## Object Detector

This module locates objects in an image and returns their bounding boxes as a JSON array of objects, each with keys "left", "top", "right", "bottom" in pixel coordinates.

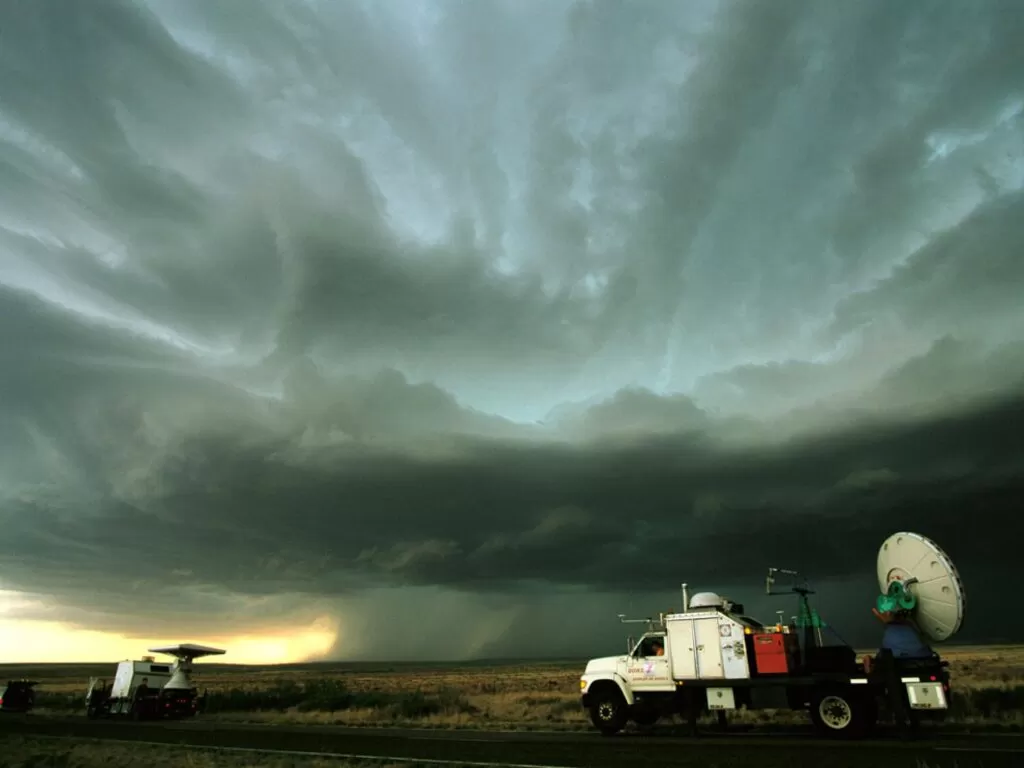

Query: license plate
[{"left": 905, "top": 682, "right": 947, "bottom": 710}]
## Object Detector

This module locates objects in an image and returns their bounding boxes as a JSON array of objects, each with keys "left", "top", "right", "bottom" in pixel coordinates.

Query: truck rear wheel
[
  {"left": 809, "top": 687, "right": 873, "bottom": 739},
  {"left": 588, "top": 687, "right": 627, "bottom": 736}
]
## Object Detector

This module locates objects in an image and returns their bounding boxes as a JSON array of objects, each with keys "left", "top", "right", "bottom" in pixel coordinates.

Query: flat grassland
[{"left": 8, "top": 645, "right": 1024, "bottom": 732}]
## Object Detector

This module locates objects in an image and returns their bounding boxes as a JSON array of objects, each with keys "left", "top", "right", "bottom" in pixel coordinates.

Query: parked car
[{"left": 0, "top": 680, "right": 37, "bottom": 713}]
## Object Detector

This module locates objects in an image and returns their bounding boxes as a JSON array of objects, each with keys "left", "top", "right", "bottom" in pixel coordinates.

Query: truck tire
[
  {"left": 808, "top": 686, "right": 873, "bottom": 739},
  {"left": 588, "top": 686, "right": 627, "bottom": 736}
]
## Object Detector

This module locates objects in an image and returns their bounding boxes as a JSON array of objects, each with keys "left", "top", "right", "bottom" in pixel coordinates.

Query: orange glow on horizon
[{"left": 0, "top": 614, "right": 340, "bottom": 665}]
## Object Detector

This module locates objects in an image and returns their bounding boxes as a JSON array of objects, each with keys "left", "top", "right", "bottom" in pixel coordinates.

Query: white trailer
[
  {"left": 85, "top": 643, "right": 225, "bottom": 720},
  {"left": 580, "top": 532, "right": 964, "bottom": 739}
]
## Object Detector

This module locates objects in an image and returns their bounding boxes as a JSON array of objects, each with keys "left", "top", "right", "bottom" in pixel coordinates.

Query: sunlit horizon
[{"left": 0, "top": 615, "right": 339, "bottom": 665}]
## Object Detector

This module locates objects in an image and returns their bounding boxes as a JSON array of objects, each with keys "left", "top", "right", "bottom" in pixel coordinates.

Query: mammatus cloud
[{"left": 1, "top": 0, "right": 1022, "bottom": 660}]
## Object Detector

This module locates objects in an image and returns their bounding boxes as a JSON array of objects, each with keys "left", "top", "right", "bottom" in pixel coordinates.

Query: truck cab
[{"left": 580, "top": 629, "right": 676, "bottom": 733}]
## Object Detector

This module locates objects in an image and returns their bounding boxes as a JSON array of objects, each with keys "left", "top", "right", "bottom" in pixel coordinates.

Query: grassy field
[
  {"left": 6, "top": 645, "right": 1024, "bottom": 732},
  {"left": 1, "top": 736, "right": 405, "bottom": 767}
]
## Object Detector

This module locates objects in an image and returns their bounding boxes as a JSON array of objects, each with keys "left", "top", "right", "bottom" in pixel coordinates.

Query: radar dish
[
  {"left": 148, "top": 643, "right": 226, "bottom": 660},
  {"left": 877, "top": 532, "right": 965, "bottom": 643}
]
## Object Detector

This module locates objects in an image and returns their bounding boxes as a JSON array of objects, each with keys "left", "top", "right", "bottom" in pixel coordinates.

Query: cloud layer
[{"left": 1, "top": 0, "right": 1023, "bottom": 659}]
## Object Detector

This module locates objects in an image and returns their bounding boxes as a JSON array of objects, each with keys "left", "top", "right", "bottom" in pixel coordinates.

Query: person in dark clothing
[
  {"left": 133, "top": 676, "right": 152, "bottom": 718},
  {"left": 870, "top": 608, "right": 931, "bottom": 736},
  {"left": 875, "top": 607, "right": 934, "bottom": 659}
]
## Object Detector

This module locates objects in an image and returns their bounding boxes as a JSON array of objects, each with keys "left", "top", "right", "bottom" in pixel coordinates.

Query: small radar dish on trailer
[
  {"left": 877, "top": 532, "right": 965, "bottom": 643},
  {"left": 148, "top": 643, "right": 226, "bottom": 661},
  {"left": 148, "top": 643, "right": 226, "bottom": 692}
]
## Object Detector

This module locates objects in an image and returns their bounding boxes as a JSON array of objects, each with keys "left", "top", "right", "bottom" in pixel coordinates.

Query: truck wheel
[
  {"left": 809, "top": 687, "right": 871, "bottom": 739},
  {"left": 589, "top": 688, "right": 627, "bottom": 736}
]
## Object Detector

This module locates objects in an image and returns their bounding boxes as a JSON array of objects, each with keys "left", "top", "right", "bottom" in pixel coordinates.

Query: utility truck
[
  {"left": 85, "top": 643, "right": 225, "bottom": 720},
  {"left": 579, "top": 532, "right": 963, "bottom": 738}
]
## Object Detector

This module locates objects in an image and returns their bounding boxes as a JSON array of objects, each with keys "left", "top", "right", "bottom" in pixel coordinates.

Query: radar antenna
[
  {"left": 148, "top": 643, "right": 226, "bottom": 692},
  {"left": 766, "top": 568, "right": 826, "bottom": 650},
  {"left": 876, "top": 532, "right": 966, "bottom": 643}
]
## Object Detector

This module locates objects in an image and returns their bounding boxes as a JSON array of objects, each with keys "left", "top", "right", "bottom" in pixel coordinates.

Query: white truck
[
  {"left": 580, "top": 532, "right": 963, "bottom": 739},
  {"left": 85, "top": 643, "right": 225, "bottom": 720}
]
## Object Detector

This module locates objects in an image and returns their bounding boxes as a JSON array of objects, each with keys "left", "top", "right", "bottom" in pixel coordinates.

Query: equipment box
[{"left": 752, "top": 632, "right": 799, "bottom": 674}]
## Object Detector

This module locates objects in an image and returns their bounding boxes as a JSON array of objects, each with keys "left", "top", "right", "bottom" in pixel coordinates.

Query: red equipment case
[{"left": 752, "top": 631, "right": 799, "bottom": 674}]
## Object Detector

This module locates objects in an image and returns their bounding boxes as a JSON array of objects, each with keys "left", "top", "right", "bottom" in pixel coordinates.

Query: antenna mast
[{"left": 766, "top": 567, "right": 824, "bottom": 651}]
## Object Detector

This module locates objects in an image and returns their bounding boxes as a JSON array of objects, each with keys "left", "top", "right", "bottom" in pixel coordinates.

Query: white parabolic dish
[{"left": 877, "top": 531, "right": 966, "bottom": 643}]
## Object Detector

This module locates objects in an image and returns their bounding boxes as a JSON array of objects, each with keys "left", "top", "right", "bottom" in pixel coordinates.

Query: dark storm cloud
[
  {"left": 2, "top": 0, "right": 1022, "bottom": 658},
  {"left": 3, "top": 371, "right": 1021, "bottom": 649}
]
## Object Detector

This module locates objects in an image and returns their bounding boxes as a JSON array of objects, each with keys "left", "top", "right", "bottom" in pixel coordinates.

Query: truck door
[
  {"left": 625, "top": 634, "right": 674, "bottom": 692},
  {"left": 694, "top": 617, "right": 725, "bottom": 678},
  {"left": 668, "top": 619, "right": 697, "bottom": 679}
]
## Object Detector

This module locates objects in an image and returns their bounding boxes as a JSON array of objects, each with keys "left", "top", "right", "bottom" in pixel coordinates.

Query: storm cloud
[{"left": 1, "top": 0, "right": 1023, "bottom": 661}]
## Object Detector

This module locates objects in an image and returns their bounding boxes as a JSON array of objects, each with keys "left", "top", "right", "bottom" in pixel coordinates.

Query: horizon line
[{"left": 1, "top": 640, "right": 1014, "bottom": 669}]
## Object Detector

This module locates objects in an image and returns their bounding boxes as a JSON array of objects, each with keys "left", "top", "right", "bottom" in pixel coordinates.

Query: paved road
[{"left": 3, "top": 715, "right": 1022, "bottom": 767}]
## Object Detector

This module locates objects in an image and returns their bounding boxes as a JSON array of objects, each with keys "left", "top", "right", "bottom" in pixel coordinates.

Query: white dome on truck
[{"left": 689, "top": 591, "right": 725, "bottom": 608}]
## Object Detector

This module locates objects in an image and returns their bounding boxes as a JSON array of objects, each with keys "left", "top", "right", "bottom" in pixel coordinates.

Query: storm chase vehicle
[
  {"left": 85, "top": 643, "right": 225, "bottom": 720},
  {"left": 579, "top": 531, "right": 963, "bottom": 738}
]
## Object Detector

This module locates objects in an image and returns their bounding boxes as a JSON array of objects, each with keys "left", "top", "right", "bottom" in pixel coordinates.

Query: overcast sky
[{"left": 1, "top": 0, "right": 1023, "bottom": 664}]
